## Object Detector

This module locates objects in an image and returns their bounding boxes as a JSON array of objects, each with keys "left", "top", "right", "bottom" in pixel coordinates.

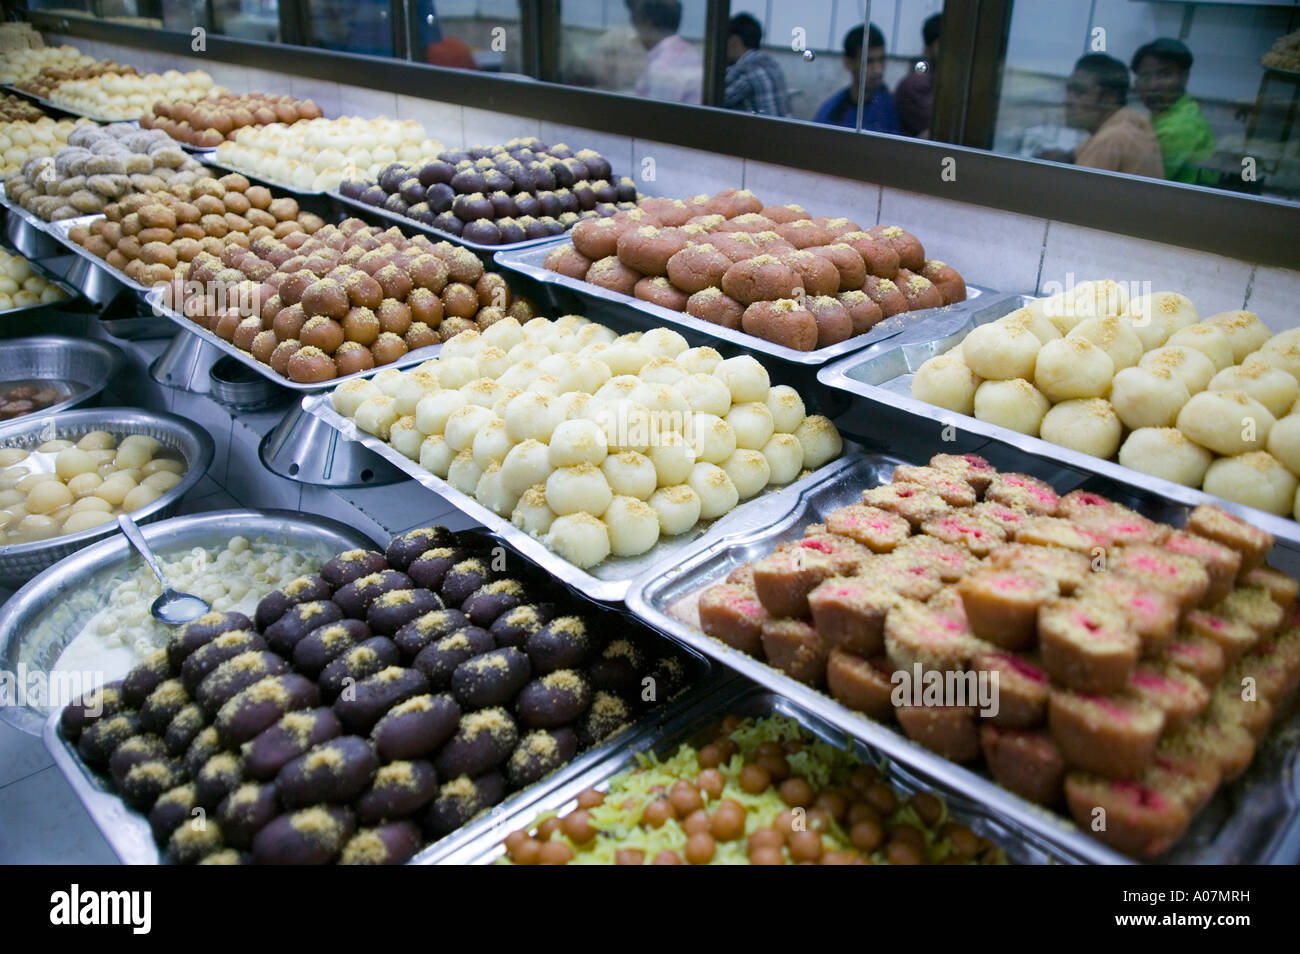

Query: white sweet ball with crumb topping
[
  {"left": 544, "top": 512, "right": 610, "bottom": 568},
  {"left": 1166, "top": 323, "right": 1235, "bottom": 371},
  {"left": 604, "top": 495, "right": 661, "bottom": 557},
  {"left": 1039, "top": 398, "right": 1123, "bottom": 459},
  {"left": 1205, "top": 310, "right": 1271, "bottom": 363},
  {"left": 1266, "top": 414, "right": 1300, "bottom": 476},
  {"left": 1109, "top": 365, "right": 1190, "bottom": 429},
  {"left": 1067, "top": 315, "right": 1142, "bottom": 372},
  {"left": 1202, "top": 451, "right": 1297, "bottom": 516},
  {"left": 1034, "top": 336, "right": 1114, "bottom": 402},
  {"left": 648, "top": 484, "right": 702, "bottom": 535},
  {"left": 960, "top": 320, "right": 1039, "bottom": 381},
  {"left": 911, "top": 353, "right": 980, "bottom": 415},
  {"left": 1209, "top": 360, "right": 1299, "bottom": 419},
  {"left": 974, "top": 378, "right": 1050, "bottom": 435},
  {"left": 1176, "top": 390, "right": 1274, "bottom": 456},
  {"left": 1139, "top": 346, "right": 1216, "bottom": 395}
]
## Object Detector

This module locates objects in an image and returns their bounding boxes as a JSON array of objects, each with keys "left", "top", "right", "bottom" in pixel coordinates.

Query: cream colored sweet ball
[
  {"left": 1033, "top": 279, "right": 1128, "bottom": 335},
  {"left": 689, "top": 413, "right": 738, "bottom": 464},
  {"left": 544, "top": 512, "right": 611, "bottom": 568},
  {"left": 765, "top": 385, "right": 805, "bottom": 433},
  {"left": 1166, "top": 323, "right": 1235, "bottom": 371},
  {"left": 999, "top": 306, "right": 1061, "bottom": 345},
  {"left": 1034, "top": 336, "right": 1114, "bottom": 402},
  {"left": 688, "top": 462, "right": 740, "bottom": 520},
  {"left": 973, "top": 378, "right": 1050, "bottom": 435},
  {"left": 1117, "top": 427, "right": 1214, "bottom": 487},
  {"left": 1209, "top": 359, "right": 1299, "bottom": 419},
  {"left": 603, "top": 495, "right": 661, "bottom": 557},
  {"left": 475, "top": 463, "right": 521, "bottom": 517},
  {"left": 960, "top": 320, "right": 1040, "bottom": 381},
  {"left": 548, "top": 418, "right": 609, "bottom": 468},
  {"left": 678, "top": 373, "right": 733, "bottom": 417},
  {"left": 713, "top": 355, "right": 770, "bottom": 403},
  {"left": 911, "top": 353, "right": 980, "bottom": 415},
  {"left": 1109, "top": 365, "right": 1190, "bottom": 429},
  {"left": 722, "top": 448, "right": 771, "bottom": 499},
  {"left": 1039, "top": 398, "right": 1123, "bottom": 459},
  {"left": 1252, "top": 341, "right": 1300, "bottom": 382},
  {"left": 794, "top": 415, "right": 842, "bottom": 469},
  {"left": 500, "top": 438, "right": 554, "bottom": 496},
  {"left": 1139, "top": 346, "right": 1215, "bottom": 395},
  {"left": 649, "top": 483, "right": 702, "bottom": 535},
  {"left": 1202, "top": 451, "right": 1297, "bottom": 516},
  {"left": 1121, "top": 291, "right": 1198, "bottom": 351},
  {"left": 763, "top": 433, "right": 804, "bottom": 484},
  {"left": 1205, "top": 310, "right": 1271, "bottom": 364},
  {"left": 1266, "top": 414, "right": 1300, "bottom": 476},
  {"left": 602, "top": 451, "right": 658, "bottom": 499},
  {"left": 545, "top": 462, "right": 613, "bottom": 517},
  {"left": 1176, "top": 389, "right": 1275, "bottom": 456},
  {"left": 512, "top": 486, "right": 556, "bottom": 537},
  {"left": 355, "top": 395, "right": 400, "bottom": 440},
  {"left": 419, "top": 434, "right": 455, "bottom": 478},
  {"left": 1067, "top": 315, "right": 1142, "bottom": 372}
]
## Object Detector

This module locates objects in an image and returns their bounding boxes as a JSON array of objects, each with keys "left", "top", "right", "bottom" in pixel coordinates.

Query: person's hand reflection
[{"left": 1036, "top": 148, "right": 1075, "bottom": 164}]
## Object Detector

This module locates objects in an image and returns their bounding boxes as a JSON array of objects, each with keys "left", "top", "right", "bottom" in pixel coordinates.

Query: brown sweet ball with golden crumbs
[
  {"left": 251, "top": 330, "right": 280, "bottom": 364},
  {"left": 343, "top": 306, "right": 381, "bottom": 346},
  {"left": 775, "top": 220, "right": 832, "bottom": 249},
  {"left": 707, "top": 231, "right": 763, "bottom": 263},
  {"left": 508, "top": 298, "right": 539, "bottom": 323},
  {"left": 544, "top": 244, "right": 593, "bottom": 280},
  {"left": 810, "top": 243, "right": 867, "bottom": 292},
  {"left": 335, "top": 341, "right": 376, "bottom": 376},
  {"left": 372, "top": 332, "right": 409, "bottom": 366},
  {"left": 408, "top": 255, "right": 449, "bottom": 295},
  {"left": 634, "top": 276, "right": 689, "bottom": 311},
  {"left": 260, "top": 294, "right": 284, "bottom": 326},
  {"left": 686, "top": 287, "right": 745, "bottom": 329},
  {"left": 277, "top": 271, "right": 313, "bottom": 307},
  {"left": 218, "top": 173, "right": 252, "bottom": 193},
  {"left": 214, "top": 310, "right": 244, "bottom": 342},
  {"left": 720, "top": 255, "right": 801, "bottom": 305},
  {"left": 776, "top": 249, "right": 840, "bottom": 298},
  {"left": 586, "top": 256, "right": 640, "bottom": 296},
  {"left": 815, "top": 215, "right": 865, "bottom": 237},
  {"left": 344, "top": 271, "right": 384, "bottom": 310},
  {"left": 571, "top": 217, "right": 623, "bottom": 260},
  {"left": 895, "top": 269, "right": 945, "bottom": 311},
  {"left": 439, "top": 316, "right": 478, "bottom": 342},
  {"left": 805, "top": 296, "right": 853, "bottom": 348},
  {"left": 703, "top": 188, "right": 764, "bottom": 218},
  {"left": 761, "top": 203, "right": 811, "bottom": 224},
  {"left": 867, "top": 224, "right": 925, "bottom": 270},
  {"left": 377, "top": 299, "right": 413, "bottom": 336},
  {"left": 742, "top": 298, "right": 819, "bottom": 351},
  {"left": 665, "top": 243, "right": 730, "bottom": 294},
  {"left": 405, "top": 322, "right": 439, "bottom": 351},
  {"left": 273, "top": 302, "right": 308, "bottom": 341},
  {"left": 722, "top": 212, "right": 778, "bottom": 236},
  {"left": 374, "top": 264, "right": 414, "bottom": 302},
  {"left": 301, "top": 316, "right": 346, "bottom": 354},
  {"left": 301, "top": 279, "right": 349, "bottom": 319},
  {"left": 637, "top": 196, "right": 692, "bottom": 227},
  {"left": 839, "top": 232, "right": 900, "bottom": 279},
  {"left": 474, "top": 306, "right": 506, "bottom": 330},
  {"left": 920, "top": 260, "right": 966, "bottom": 305},
  {"left": 232, "top": 316, "right": 264, "bottom": 352},
  {"left": 268, "top": 198, "right": 298, "bottom": 223},
  {"left": 445, "top": 247, "right": 483, "bottom": 285},
  {"left": 475, "top": 272, "right": 512, "bottom": 309},
  {"left": 224, "top": 192, "right": 252, "bottom": 216},
  {"left": 442, "top": 282, "right": 480, "bottom": 319},
  {"left": 287, "top": 345, "right": 337, "bottom": 383},
  {"left": 407, "top": 287, "right": 443, "bottom": 328},
  {"left": 838, "top": 290, "right": 884, "bottom": 335},
  {"left": 863, "top": 275, "right": 909, "bottom": 317},
  {"left": 616, "top": 226, "right": 689, "bottom": 276}
]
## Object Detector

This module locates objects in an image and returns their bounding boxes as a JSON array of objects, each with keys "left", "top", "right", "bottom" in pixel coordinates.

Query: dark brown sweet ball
[
  {"left": 355, "top": 760, "right": 439, "bottom": 823},
  {"left": 264, "top": 600, "right": 345, "bottom": 656},
  {"left": 777, "top": 249, "right": 840, "bottom": 297},
  {"left": 920, "top": 260, "right": 966, "bottom": 305},
  {"left": 376, "top": 299, "right": 412, "bottom": 336},
  {"left": 168, "top": 610, "right": 255, "bottom": 668},
  {"left": 321, "top": 549, "right": 387, "bottom": 589},
  {"left": 217, "top": 781, "right": 280, "bottom": 849},
  {"left": 805, "top": 295, "right": 854, "bottom": 348},
  {"left": 863, "top": 275, "right": 909, "bottom": 317},
  {"left": 195, "top": 750, "right": 245, "bottom": 809},
  {"left": 407, "top": 287, "right": 443, "bottom": 327},
  {"left": 366, "top": 588, "right": 446, "bottom": 637},
  {"left": 333, "top": 569, "right": 416, "bottom": 619},
  {"left": 685, "top": 287, "right": 744, "bottom": 329},
  {"left": 372, "top": 331, "right": 410, "bottom": 366},
  {"left": 121, "top": 758, "right": 186, "bottom": 811},
  {"left": 319, "top": 638, "right": 403, "bottom": 701},
  {"left": 571, "top": 216, "right": 623, "bottom": 259},
  {"left": 251, "top": 330, "right": 279, "bottom": 364},
  {"left": 524, "top": 616, "right": 594, "bottom": 674},
  {"left": 342, "top": 306, "right": 381, "bottom": 346},
  {"left": 386, "top": 527, "right": 457, "bottom": 571},
  {"left": 410, "top": 253, "right": 450, "bottom": 294},
  {"left": 163, "top": 703, "right": 207, "bottom": 756},
  {"left": 271, "top": 302, "right": 308, "bottom": 341},
  {"left": 433, "top": 707, "right": 519, "bottom": 780},
  {"left": 339, "top": 820, "right": 423, "bottom": 865},
  {"left": 139, "top": 679, "right": 192, "bottom": 734},
  {"left": 440, "top": 558, "right": 496, "bottom": 607},
  {"left": 460, "top": 579, "right": 528, "bottom": 628},
  {"left": 370, "top": 693, "right": 462, "bottom": 760},
  {"left": 487, "top": 605, "right": 552, "bottom": 649},
  {"left": 450, "top": 647, "right": 531, "bottom": 710},
  {"left": 181, "top": 630, "right": 267, "bottom": 693},
  {"left": 462, "top": 219, "right": 502, "bottom": 245},
  {"left": 505, "top": 727, "right": 579, "bottom": 789},
  {"left": 276, "top": 735, "right": 379, "bottom": 807},
  {"left": 406, "top": 547, "right": 470, "bottom": 592},
  {"left": 412, "top": 626, "right": 495, "bottom": 690},
  {"left": 425, "top": 772, "right": 506, "bottom": 837},
  {"left": 299, "top": 317, "right": 345, "bottom": 354},
  {"left": 440, "top": 282, "right": 479, "bottom": 320},
  {"left": 293, "top": 618, "right": 371, "bottom": 677},
  {"left": 586, "top": 255, "right": 640, "bottom": 295},
  {"left": 195, "top": 651, "right": 290, "bottom": 717},
  {"left": 215, "top": 673, "right": 320, "bottom": 746},
  {"left": 243, "top": 707, "right": 343, "bottom": 781},
  {"left": 544, "top": 243, "right": 593, "bottom": 280},
  {"left": 894, "top": 268, "right": 946, "bottom": 311},
  {"left": 180, "top": 726, "right": 222, "bottom": 779},
  {"left": 333, "top": 666, "right": 432, "bottom": 733},
  {"left": 515, "top": 667, "right": 593, "bottom": 730},
  {"left": 122, "top": 649, "right": 174, "bottom": 708},
  {"left": 335, "top": 342, "right": 377, "bottom": 375},
  {"left": 588, "top": 638, "right": 649, "bottom": 697},
  {"left": 255, "top": 575, "right": 334, "bottom": 630},
  {"left": 741, "top": 298, "right": 819, "bottom": 351},
  {"left": 253, "top": 805, "right": 356, "bottom": 865},
  {"left": 109, "top": 733, "right": 168, "bottom": 786},
  {"left": 61, "top": 681, "right": 126, "bottom": 743},
  {"left": 149, "top": 783, "right": 197, "bottom": 846}
]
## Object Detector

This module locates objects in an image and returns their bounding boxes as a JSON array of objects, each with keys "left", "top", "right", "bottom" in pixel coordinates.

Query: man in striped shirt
[{"left": 724, "top": 13, "right": 792, "bottom": 118}]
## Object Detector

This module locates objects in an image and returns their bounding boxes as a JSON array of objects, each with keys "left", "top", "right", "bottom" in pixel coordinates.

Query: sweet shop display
[
  {"left": 57, "top": 526, "right": 698, "bottom": 864},
  {"left": 14, "top": 59, "right": 137, "bottom": 99},
  {"left": 338, "top": 138, "right": 636, "bottom": 244},
  {"left": 49, "top": 70, "right": 220, "bottom": 121},
  {"left": 0, "top": 247, "right": 67, "bottom": 311},
  {"left": 0, "top": 95, "right": 46, "bottom": 124},
  {"left": 0, "top": 116, "right": 88, "bottom": 176},
  {"left": 0, "top": 45, "right": 99, "bottom": 85},
  {"left": 540, "top": 188, "right": 966, "bottom": 351},
  {"left": 0, "top": 23, "right": 44, "bottom": 55},
  {"left": 332, "top": 315, "right": 842, "bottom": 567},
  {"left": 142, "top": 92, "right": 324, "bottom": 148}
]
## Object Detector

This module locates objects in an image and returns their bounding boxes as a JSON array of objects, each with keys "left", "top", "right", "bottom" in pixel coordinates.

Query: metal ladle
[{"left": 117, "top": 514, "right": 210, "bottom": 626}]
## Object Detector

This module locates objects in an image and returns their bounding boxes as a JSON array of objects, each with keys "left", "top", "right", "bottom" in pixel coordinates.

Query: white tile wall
[
  {"left": 462, "top": 105, "right": 540, "bottom": 147},
  {"left": 744, "top": 158, "right": 880, "bottom": 225},
  {"left": 396, "top": 94, "right": 465, "bottom": 148},
  {"left": 338, "top": 83, "right": 400, "bottom": 120},
  {"left": 288, "top": 77, "right": 343, "bottom": 119},
  {"left": 632, "top": 139, "right": 745, "bottom": 199},
  {"left": 539, "top": 120, "right": 635, "bottom": 180}
]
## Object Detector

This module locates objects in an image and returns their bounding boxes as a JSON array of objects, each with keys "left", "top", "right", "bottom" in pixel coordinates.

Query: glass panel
[
  {"left": 302, "top": 0, "right": 396, "bottom": 57},
  {"left": 93, "top": 0, "right": 164, "bottom": 27},
  {"left": 413, "top": 0, "right": 525, "bottom": 73},
  {"left": 992, "top": 0, "right": 1300, "bottom": 201},
  {"left": 210, "top": 1, "right": 281, "bottom": 42}
]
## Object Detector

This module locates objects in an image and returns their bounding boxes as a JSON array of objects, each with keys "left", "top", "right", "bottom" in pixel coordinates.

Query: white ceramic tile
[
  {"left": 337, "top": 84, "right": 399, "bottom": 121},
  {"left": 878, "top": 186, "right": 1050, "bottom": 294},
  {"left": 463, "top": 106, "right": 540, "bottom": 150},
  {"left": 539, "top": 121, "right": 635, "bottom": 182},
  {"left": 171, "top": 390, "right": 234, "bottom": 487},
  {"left": 298, "top": 486, "right": 388, "bottom": 546},
  {"left": 1038, "top": 221, "right": 1255, "bottom": 317},
  {"left": 245, "top": 67, "right": 293, "bottom": 98},
  {"left": 289, "top": 77, "right": 342, "bottom": 119},
  {"left": 0, "top": 723, "right": 53, "bottom": 789},
  {"left": 0, "top": 767, "right": 118, "bottom": 864},
  {"left": 202, "top": 60, "right": 249, "bottom": 96},
  {"left": 744, "top": 158, "right": 881, "bottom": 226},
  {"left": 177, "top": 489, "right": 240, "bottom": 516},
  {"left": 1244, "top": 265, "right": 1300, "bottom": 334},
  {"left": 338, "top": 482, "right": 461, "bottom": 536},
  {"left": 225, "top": 416, "right": 302, "bottom": 511},
  {"left": 631, "top": 139, "right": 745, "bottom": 199},
  {"left": 396, "top": 94, "right": 464, "bottom": 149}
]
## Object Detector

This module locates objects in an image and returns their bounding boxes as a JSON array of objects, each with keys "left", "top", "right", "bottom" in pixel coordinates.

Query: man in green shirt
[{"left": 1131, "top": 38, "right": 1218, "bottom": 185}]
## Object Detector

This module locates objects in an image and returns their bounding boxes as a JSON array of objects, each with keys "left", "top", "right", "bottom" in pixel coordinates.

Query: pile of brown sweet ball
[
  {"left": 0, "top": 94, "right": 45, "bottom": 122},
  {"left": 16, "top": 60, "right": 135, "bottom": 98},
  {"left": 142, "top": 93, "right": 325, "bottom": 148},
  {"left": 545, "top": 188, "right": 967, "bottom": 352}
]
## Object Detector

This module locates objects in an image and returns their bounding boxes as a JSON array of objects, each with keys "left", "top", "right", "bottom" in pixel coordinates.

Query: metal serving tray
[
  {"left": 0, "top": 84, "right": 78, "bottom": 119},
  {"left": 303, "top": 389, "right": 864, "bottom": 604},
  {"left": 495, "top": 240, "right": 1007, "bottom": 367},
  {"left": 818, "top": 293, "right": 1300, "bottom": 550},
  {"left": 624, "top": 449, "right": 1300, "bottom": 864},
  {"left": 0, "top": 181, "right": 65, "bottom": 260},
  {"left": 0, "top": 252, "right": 80, "bottom": 319},
  {"left": 144, "top": 287, "right": 443, "bottom": 394},
  {"left": 442, "top": 680, "right": 1059, "bottom": 864},
  {"left": 43, "top": 215, "right": 157, "bottom": 298},
  {"left": 331, "top": 188, "right": 573, "bottom": 257},
  {"left": 0, "top": 334, "right": 124, "bottom": 417}
]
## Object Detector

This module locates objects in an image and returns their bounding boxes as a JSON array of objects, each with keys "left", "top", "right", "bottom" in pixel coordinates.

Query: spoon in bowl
[{"left": 116, "top": 514, "right": 210, "bottom": 626}]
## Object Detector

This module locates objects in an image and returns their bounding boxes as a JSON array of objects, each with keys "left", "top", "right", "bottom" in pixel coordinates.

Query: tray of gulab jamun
[
  {"left": 818, "top": 288, "right": 1300, "bottom": 551},
  {"left": 45, "top": 524, "right": 720, "bottom": 865},
  {"left": 625, "top": 446, "right": 1300, "bottom": 864}
]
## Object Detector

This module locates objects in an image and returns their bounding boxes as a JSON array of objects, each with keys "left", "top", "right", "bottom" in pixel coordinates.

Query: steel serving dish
[
  {"left": 0, "top": 180, "right": 64, "bottom": 259},
  {"left": 0, "top": 407, "right": 214, "bottom": 586},
  {"left": 0, "top": 253, "right": 80, "bottom": 319},
  {"left": 494, "top": 240, "right": 1007, "bottom": 367},
  {"left": 302, "top": 389, "right": 865, "bottom": 603},
  {"left": 144, "top": 287, "right": 444, "bottom": 394},
  {"left": 2, "top": 508, "right": 377, "bottom": 737},
  {"left": 623, "top": 448, "right": 1300, "bottom": 864},
  {"left": 440, "top": 680, "right": 1063, "bottom": 864},
  {"left": 0, "top": 334, "right": 124, "bottom": 416},
  {"left": 34, "top": 522, "right": 720, "bottom": 863},
  {"left": 817, "top": 293, "right": 1300, "bottom": 550}
]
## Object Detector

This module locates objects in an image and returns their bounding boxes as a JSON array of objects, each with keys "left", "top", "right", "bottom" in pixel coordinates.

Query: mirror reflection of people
[
  {"left": 417, "top": 1, "right": 479, "bottom": 69},
  {"left": 1132, "top": 38, "right": 1216, "bottom": 185},
  {"left": 895, "top": 13, "right": 940, "bottom": 137},
  {"left": 1041, "top": 53, "right": 1162, "bottom": 178},
  {"left": 723, "top": 13, "right": 792, "bottom": 117},
  {"left": 814, "top": 24, "right": 899, "bottom": 133},
  {"left": 632, "top": 0, "right": 703, "bottom": 105}
]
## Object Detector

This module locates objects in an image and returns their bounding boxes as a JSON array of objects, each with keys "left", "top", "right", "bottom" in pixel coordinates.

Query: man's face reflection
[
  {"left": 1135, "top": 56, "right": 1186, "bottom": 115},
  {"left": 846, "top": 44, "right": 886, "bottom": 95}
]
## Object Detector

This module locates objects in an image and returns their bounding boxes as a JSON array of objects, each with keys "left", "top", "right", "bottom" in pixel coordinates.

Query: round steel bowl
[
  {"left": 0, "top": 335, "right": 124, "bottom": 419},
  {"left": 0, "top": 407, "right": 215, "bottom": 586},
  {"left": 0, "top": 508, "right": 380, "bottom": 735}
]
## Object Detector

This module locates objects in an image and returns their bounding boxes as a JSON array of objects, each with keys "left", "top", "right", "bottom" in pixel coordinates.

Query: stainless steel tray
[
  {"left": 624, "top": 449, "right": 1300, "bottom": 864},
  {"left": 818, "top": 293, "right": 1300, "bottom": 549},
  {"left": 0, "top": 406, "right": 215, "bottom": 587},
  {"left": 331, "top": 188, "right": 573, "bottom": 256},
  {"left": 302, "top": 390, "right": 864, "bottom": 603},
  {"left": 44, "top": 215, "right": 156, "bottom": 298},
  {"left": 0, "top": 181, "right": 65, "bottom": 259},
  {"left": 0, "top": 253, "right": 80, "bottom": 318},
  {"left": 198, "top": 153, "right": 327, "bottom": 198},
  {"left": 442, "top": 680, "right": 1061, "bottom": 864},
  {"left": 0, "top": 334, "right": 124, "bottom": 417},
  {"left": 494, "top": 240, "right": 1007, "bottom": 367},
  {"left": 144, "top": 287, "right": 443, "bottom": 394}
]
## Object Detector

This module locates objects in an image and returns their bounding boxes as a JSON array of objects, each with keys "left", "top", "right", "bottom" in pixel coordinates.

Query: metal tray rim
[{"left": 0, "top": 334, "right": 125, "bottom": 417}]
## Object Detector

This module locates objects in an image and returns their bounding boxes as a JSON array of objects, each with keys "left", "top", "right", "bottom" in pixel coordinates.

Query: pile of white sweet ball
[
  {"left": 913, "top": 279, "right": 1300, "bottom": 518},
  {"left": 0, "top": 46, "right": 95, "bottom": 83},
  {"left": 51, "top": 70, "right": 219, "bottom": 120},
  {"left": 214, "top": 117, "right": 440, "bottom": 192},
  {"left": 0, "top": 117, "right": 86, "bottom": 176},
  {"left": 333, "top": 315, "right": 843, "bottom": 568},
  {"left": 0, "top": 248, "right": 66, "bottom": 311}
]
